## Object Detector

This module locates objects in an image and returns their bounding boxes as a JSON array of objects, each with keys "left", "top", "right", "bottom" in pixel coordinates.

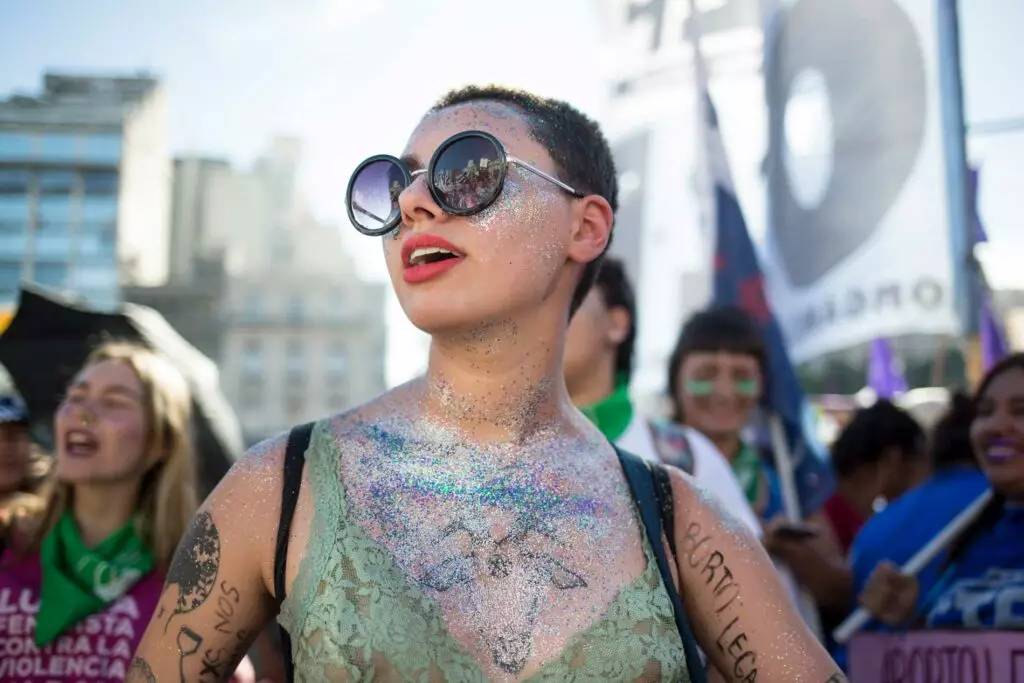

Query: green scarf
[
  {"left": 580, "top": 375, "right": 634, "bottom": 442},
  {"left": 731, "top": 442, "right": 763, "bottom": 507},
  {"left": 36, "top": 511, "right": 154, "bottom": 646}
]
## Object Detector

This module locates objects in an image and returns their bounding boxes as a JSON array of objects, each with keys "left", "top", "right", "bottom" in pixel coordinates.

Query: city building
[
  {"left": 0, "top": 73, "right": 171, "bottom": 312},
  {"left": 166, "top": 139, "right": 387, "bottom": 445},
  {"left": 219, "top": 219, "right": 387, "bottom": 445},
  {"left": 123, "top": 253, "right": 229, "bottom": 363}
]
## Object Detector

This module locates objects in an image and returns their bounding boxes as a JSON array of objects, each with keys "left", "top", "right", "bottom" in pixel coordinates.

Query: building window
[
  {"left": 284, "top": 392, "right": 304, "bottom": 418},
  {"left": 81, "top": 133, "right": 122, "bottom": 164},
  {"left": 326, "top": 342, "right": 347, "bottom": 378},
  {"left": 328, "top": 288, "right": 346, "bottom": 321},
  {"left": 81, "top": 195, "right": 118, "bottom": 222},
  {"left": 286, "top": 339, "right": 305, "bottom": 382},
  {"left": 0, "top": 228, "right": 27, "bottom": 260},
  {"left": 39, "top": 133, "right": 79, "bottom": 162},
  {"left": 34, "top": 223, "right": 72, "bottom": 260},
  {"left": 326, "top": 388, "right": 348, "bottom": 410},
  {"left": 37, "top": 194, "right": 72, "bottom": 222},
  {"left": 242, "top": 339, "right": 263, "bottom": 377},
  {"left": 71, "top": 264, "right": 117, "bottom": 290},
  {"left": 0, "top": 195, "right": 29, "bottom": 222},
  {"left": 286, "top": 295, "right": 303, "bottom": 324},
  {"left": 83, "top": 171, "right": 118, "bottom": 195},
  {"left": 241, "top": 378, "right": 263, "bottom": 410},
  {"left": 37, "top": 170, "right": 76, "bottom": 195},
  {"left": 0, "top": 170, "right": 30, "bottom": 194},
  {"left": 76, "top": 227, "right": 116, "bottom": 258},
  {"left": 241, "top": 293, "right": 262, "bottom": 323},
  {"left": 0, "top": 263, "right": 22, "bottom": 290},
  {"left": 34, "top": 262, "right": 69, "bottom": 289},
  {"left": 0, "top": 133, "right": 34, "bottom": 161}
]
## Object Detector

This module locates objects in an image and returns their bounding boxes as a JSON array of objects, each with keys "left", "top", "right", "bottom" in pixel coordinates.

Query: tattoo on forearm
[
  {"left": 164, "top": 511, "right": 221, "bottom": 632},
  {"left": 127, "top": 657, "right": 157, "bottom": 683},
  {"left": 682, "top": 521, "right": 757, "bottom": 683},
  {"left": 174, "top": 581, "right": 252, "bottom": 682}
]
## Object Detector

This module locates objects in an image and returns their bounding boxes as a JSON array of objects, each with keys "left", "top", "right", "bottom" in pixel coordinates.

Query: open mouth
[
  {"left": 985, "top": 437, "right": 1020, "bottom": 464},
  {"left": 406, "top": 247, "right": 461, "bottom": 267},
  {"left": 64, "top": 429, "right": 99, "bottom": 458}
]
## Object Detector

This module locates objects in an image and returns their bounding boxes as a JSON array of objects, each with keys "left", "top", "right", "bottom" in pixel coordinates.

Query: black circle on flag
[{"left": 766, "top": 0, "right": 928, "bottom": 288}]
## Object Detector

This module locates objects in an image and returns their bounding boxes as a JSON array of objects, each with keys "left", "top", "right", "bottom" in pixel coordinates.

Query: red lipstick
[{"left": 401, "top": 234, "right": 465, "bottom": 284}]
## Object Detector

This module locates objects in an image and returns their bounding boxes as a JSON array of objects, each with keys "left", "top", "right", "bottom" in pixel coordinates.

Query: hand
[
  {"left": 761, "top": 515, "right": 820, "bottom": 560},
  {"left": 859, "top": 561, "right": 919, "bottom": 626}
]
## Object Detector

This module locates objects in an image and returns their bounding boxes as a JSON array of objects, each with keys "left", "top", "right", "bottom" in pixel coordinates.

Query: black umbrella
[{"left": 0, "top": 284, "right": 244, "bottom": 496}]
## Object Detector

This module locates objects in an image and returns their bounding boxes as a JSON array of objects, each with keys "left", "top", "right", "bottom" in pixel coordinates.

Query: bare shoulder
[{"left": 662, "top": 467, "right": 842, "bottom": 681}]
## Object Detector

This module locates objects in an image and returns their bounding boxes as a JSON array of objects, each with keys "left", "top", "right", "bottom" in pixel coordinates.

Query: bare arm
[
  {"left": 128, "top": 437, "right": 287, "bottom": 682},
  {"left": 667, "top": 469, "right": 846, "bottom": 683}
]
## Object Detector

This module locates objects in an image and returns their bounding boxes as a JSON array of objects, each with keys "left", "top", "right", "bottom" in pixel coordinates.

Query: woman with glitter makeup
[{"left": 130, "top": 87, "right": 844, "bottom": 682}]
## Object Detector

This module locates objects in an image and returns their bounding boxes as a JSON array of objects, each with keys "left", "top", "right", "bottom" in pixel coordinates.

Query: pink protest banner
[{"left": 849, "top": 631, "right": 1024, "bottom": 683}]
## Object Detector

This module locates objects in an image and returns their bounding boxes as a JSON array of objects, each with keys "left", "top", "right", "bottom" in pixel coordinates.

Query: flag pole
[{"left": 936, "top": 0, "right": 976, "bottom": 339}]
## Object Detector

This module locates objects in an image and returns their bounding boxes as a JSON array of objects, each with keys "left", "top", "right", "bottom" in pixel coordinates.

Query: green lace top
[{"left": 278, "top": 420, "right": 690, "bottom": 682}]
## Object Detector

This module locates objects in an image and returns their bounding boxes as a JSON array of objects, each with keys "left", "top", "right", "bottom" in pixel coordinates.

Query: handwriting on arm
[
  {"left": 175, "top": 579, "right": 253, "bottom": 683},
  {"left": 681, "top": 520, "right": 757, "bottom": 683}
]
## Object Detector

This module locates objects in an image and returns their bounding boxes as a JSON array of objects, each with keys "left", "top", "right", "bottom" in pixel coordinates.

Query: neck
[
  {"left": 567, "top": 355, "right": 617, "bottom": 409},
  {"left": 71, "top": 483, "right": 138, "bottom": 548},
  {"left": 420, "top": 316, "right": 576, "bottom": 443},
  {"left": 836, "top": 476, "right": 878, "bottom": 520},
  {"left": 709, "top": 433, "right": 742, "bottom": 462}
]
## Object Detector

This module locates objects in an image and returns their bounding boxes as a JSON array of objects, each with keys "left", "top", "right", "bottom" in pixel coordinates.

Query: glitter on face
[{"left": 283, "top": 101, "right": 702, "bottom": 680}]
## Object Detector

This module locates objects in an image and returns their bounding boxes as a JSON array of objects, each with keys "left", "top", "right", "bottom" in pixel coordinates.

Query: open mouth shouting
[
  {"left": 401, "top": 234, "right": 465, "bottom": 284},
  {"left": 63, "top": 428, "right": 100, "bottom": 459}
]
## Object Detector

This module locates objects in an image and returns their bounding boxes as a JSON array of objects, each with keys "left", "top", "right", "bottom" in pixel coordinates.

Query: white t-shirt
[
  {"left": 613, "top": 412, "right": 762, "bottom": 537},
  {"left": 680, "top": 426, "right": 763, "bottom": 538}
]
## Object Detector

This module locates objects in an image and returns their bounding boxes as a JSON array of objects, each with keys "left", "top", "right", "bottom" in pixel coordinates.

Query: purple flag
[
  {"left": 867, "top": 338, "right": 907, "bottom": 398},
  {"left": 969, "top": 167, "right": 1008, "bottom": 369}
]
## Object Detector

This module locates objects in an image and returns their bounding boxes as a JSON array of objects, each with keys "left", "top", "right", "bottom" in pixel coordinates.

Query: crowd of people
[{"left": 0, "top": 84, "right": 1018, "bottom": 682}]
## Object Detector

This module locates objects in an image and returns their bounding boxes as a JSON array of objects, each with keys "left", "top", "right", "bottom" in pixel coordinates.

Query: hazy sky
[{"left": 1, "top": 0, "right": 1021, "bottom": 382}]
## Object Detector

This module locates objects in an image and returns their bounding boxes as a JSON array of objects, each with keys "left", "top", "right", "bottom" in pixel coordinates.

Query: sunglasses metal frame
[{"left": 346, "top": 130, "right": 585, "bottom": 236}]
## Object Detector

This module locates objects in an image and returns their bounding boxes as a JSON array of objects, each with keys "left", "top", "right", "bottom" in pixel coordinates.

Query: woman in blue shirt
[{"left": 861, "top": 353, "right": 1024, "bottom": 630}]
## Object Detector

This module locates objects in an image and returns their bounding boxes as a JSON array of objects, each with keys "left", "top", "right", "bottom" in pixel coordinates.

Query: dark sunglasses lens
[
  {"left": 350, "top": 159, "right": 405, "bottom": 234},
  {"left": 432, "top": 136, "right": 503, "bottom": 211}
]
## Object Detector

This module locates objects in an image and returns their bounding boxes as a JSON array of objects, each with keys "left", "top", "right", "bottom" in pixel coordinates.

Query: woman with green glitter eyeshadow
[{"left": 564, "top": 258, "right": 761, "bottom": 538}]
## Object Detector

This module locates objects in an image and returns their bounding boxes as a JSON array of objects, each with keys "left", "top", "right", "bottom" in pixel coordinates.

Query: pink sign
[{"left": 849, "top": 631, "right": 1024, "bottom": 683}]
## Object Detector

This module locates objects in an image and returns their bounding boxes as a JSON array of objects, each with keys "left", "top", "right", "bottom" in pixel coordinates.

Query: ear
[
  {"left": 567, "top": 195, "right": 613, "bottom": 265},
  {"left": 607, "top": 306, "right": 631, "bottom": 345}
]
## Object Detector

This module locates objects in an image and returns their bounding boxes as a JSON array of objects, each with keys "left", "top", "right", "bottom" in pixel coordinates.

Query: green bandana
[
  {"left": 580, "top": 375, "right": 634, "bottom": 442},
  {"left": 36, "top": 511, "right": 154, "bottom": 646},
  {"left": 731, "top": 442, "right": 763, "bottom": 507}
]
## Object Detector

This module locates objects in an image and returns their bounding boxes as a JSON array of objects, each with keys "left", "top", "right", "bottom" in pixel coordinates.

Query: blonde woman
[{"left": 0, "top": 342, "right": 254, "bottom": 682}]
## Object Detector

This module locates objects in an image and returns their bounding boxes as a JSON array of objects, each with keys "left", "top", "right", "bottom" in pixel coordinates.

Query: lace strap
[{"left": 615, "top": 446, "right": 707, "bottom": 683}]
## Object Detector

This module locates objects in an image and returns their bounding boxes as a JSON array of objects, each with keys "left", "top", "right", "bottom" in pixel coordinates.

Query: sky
[{"left": 1, "top": 0, "right": 1021, "bottom": 383}]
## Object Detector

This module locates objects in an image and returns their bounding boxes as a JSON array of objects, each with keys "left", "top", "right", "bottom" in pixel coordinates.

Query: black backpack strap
[
  {"left": 615, "top": 447, "right": 707, "bottom": 683},
  {"left": 274, "top": 421, "right": 315, "bottom": 683}
]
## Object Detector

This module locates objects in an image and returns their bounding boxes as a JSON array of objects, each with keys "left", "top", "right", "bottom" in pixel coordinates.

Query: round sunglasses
[{"left": 345, "top": 130, "right": 585, "bottom": 236}]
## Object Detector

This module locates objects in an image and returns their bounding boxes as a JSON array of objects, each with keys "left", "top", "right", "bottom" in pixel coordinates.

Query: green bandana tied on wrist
[
  {"left": 36, "top": 510, "right": 154, "bottom": 646},
  {"left": 579, "top": 375, "right": 634, "bottom": 442}
]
